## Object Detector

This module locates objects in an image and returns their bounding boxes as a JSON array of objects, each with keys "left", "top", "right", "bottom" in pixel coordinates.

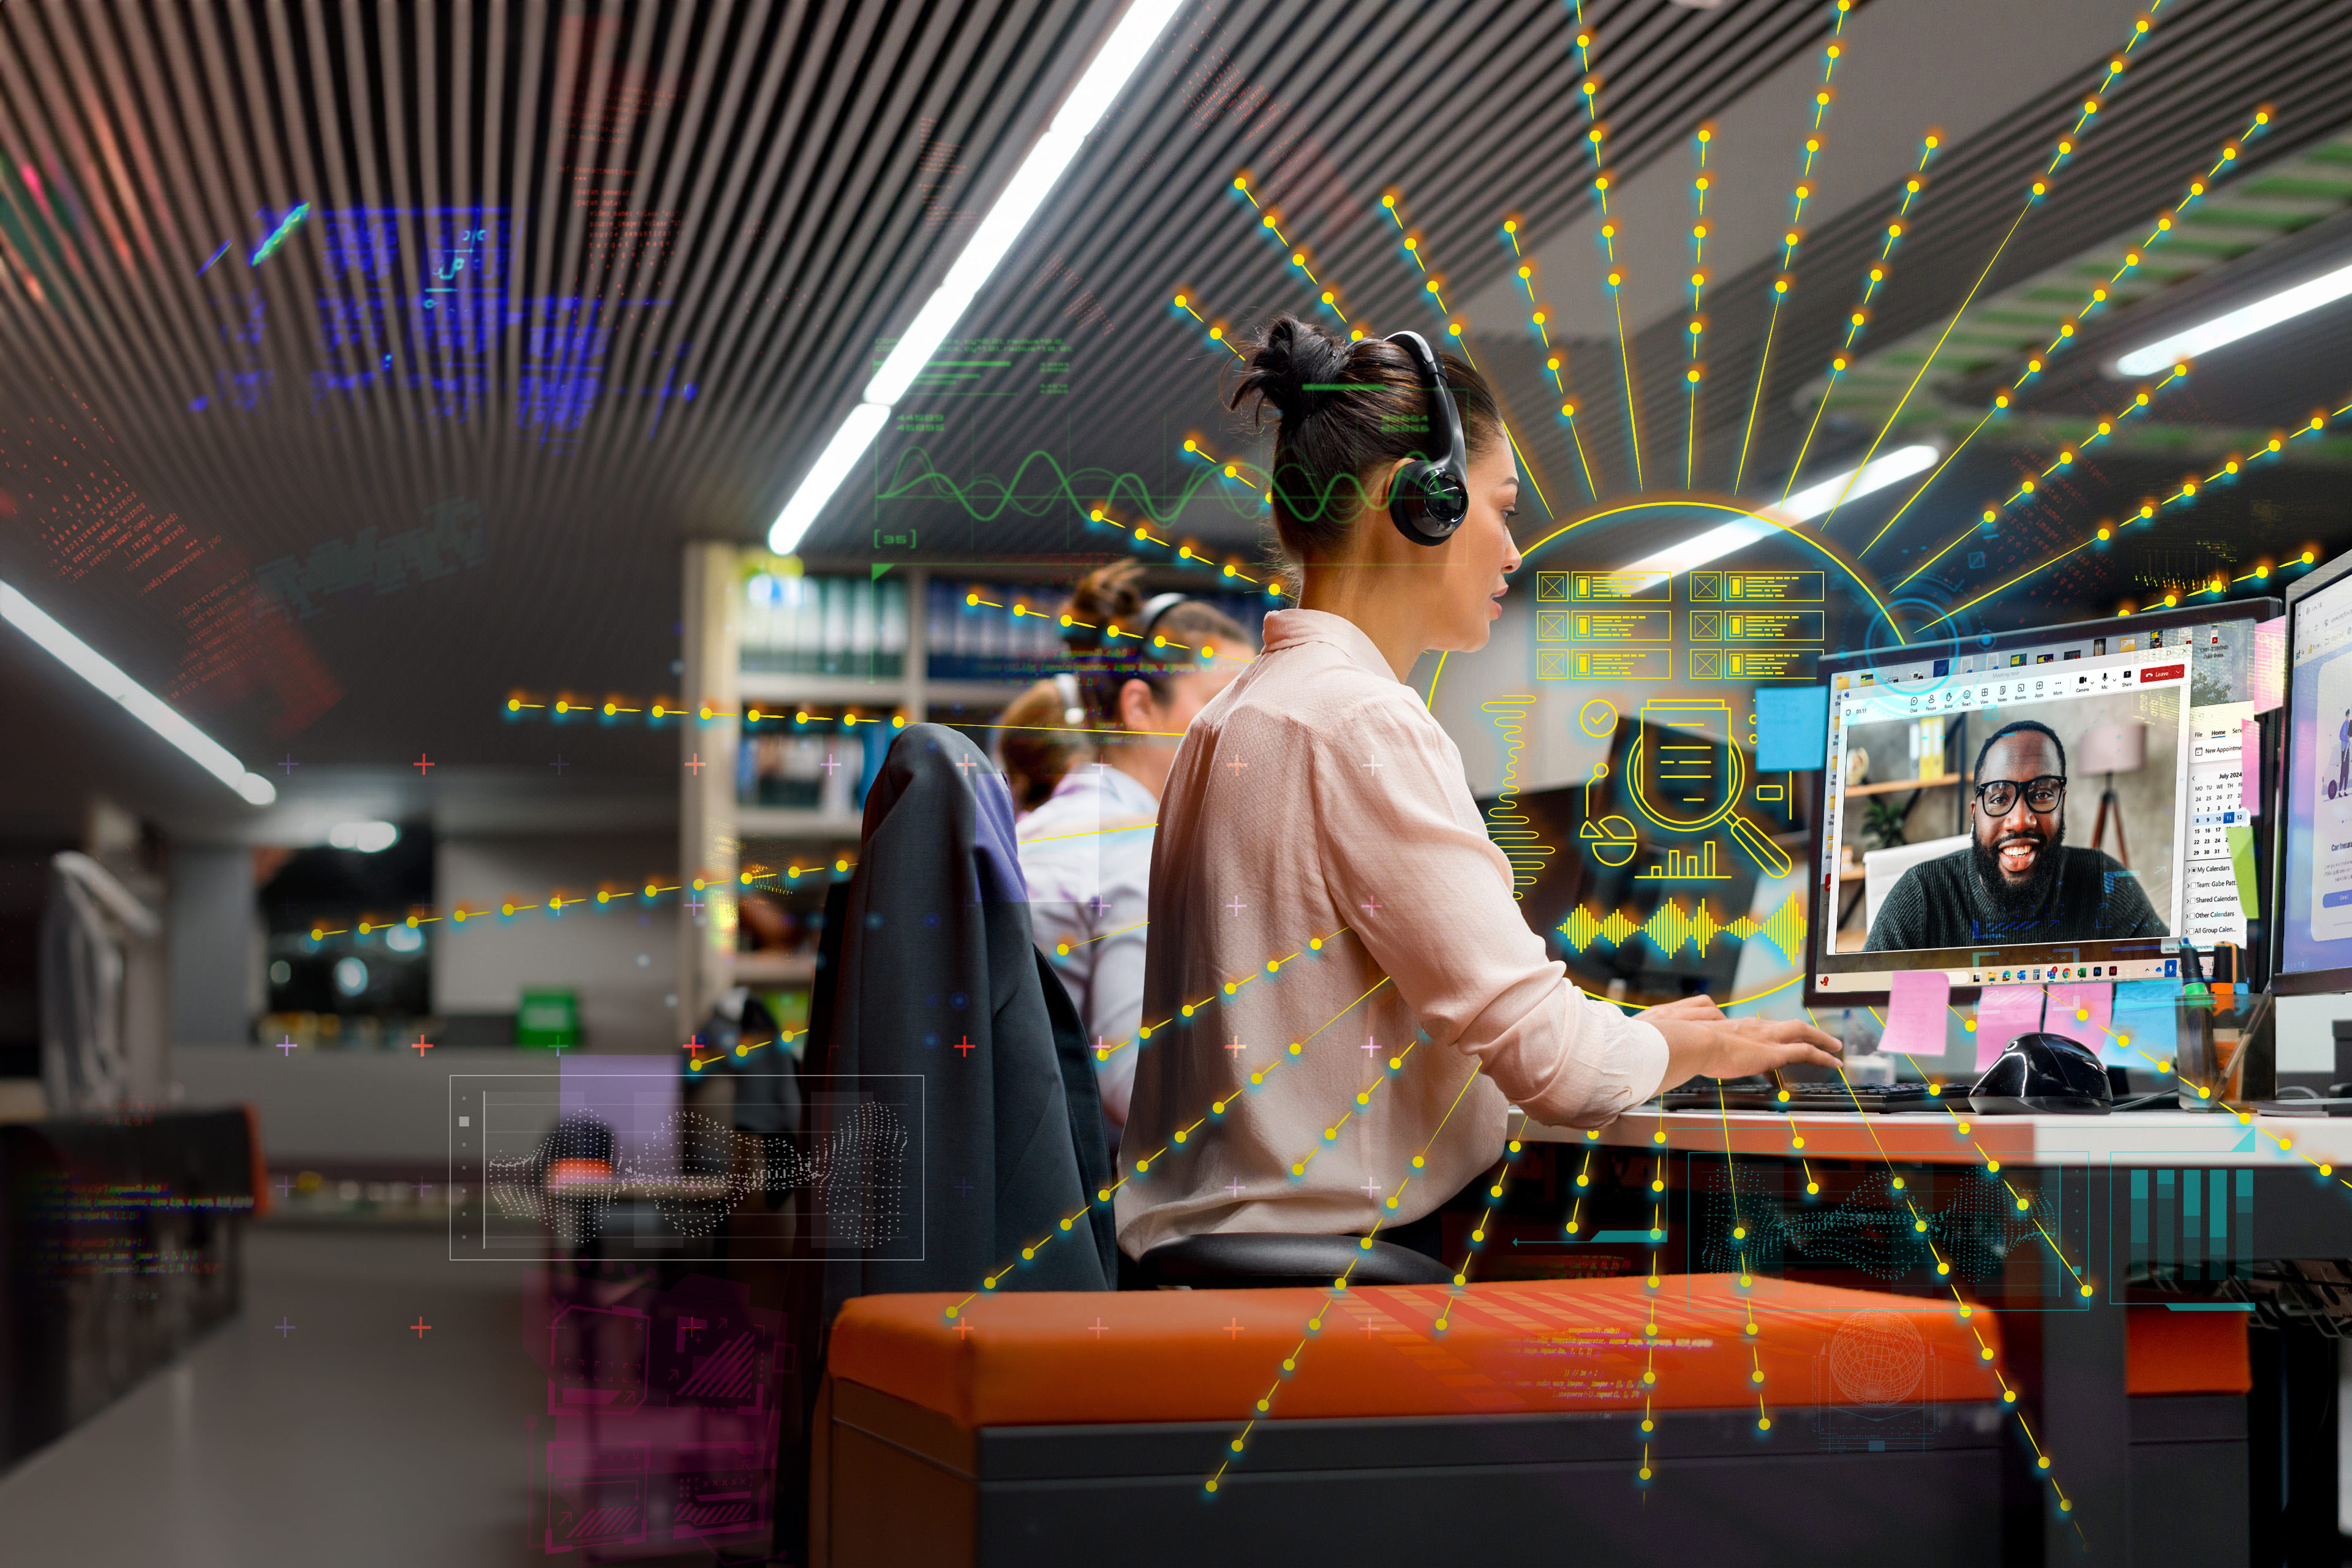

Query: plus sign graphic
[
  {"left": 1360, "top": 1180, "right": 1383, "bottom": 1199},
  {"left": 952, "top": 1177, "right": 974, "bottom": 1198},
  {"left": 1086, "top": 894, "right": 1108, "bottom": 918},
  {"left": 820, "top": 753, "right": 842, "bottom": 776},
  {"left": 675, "top": 1316, "right": 706, "bottom": 1351},
  {"left": 1224, "top": 895, "right": 1247, "bottom": 917},
  {"left": 1087, "top": 1318, "right": 1109, "bottom": 1340},
  {"left": 549, "top": 755, "right": 570, "bottom": 775},
  {"left": 274, "top": 1036, "right": 298, "bottom": 1058},
  {"left": 952, "top": 1035, "right": 975, "bottom": 1058},
  {"left": 409, "top": 1317, "right": 432, "bottom": 1339},
  {"left": 684, "top": 892, "right": 705, "bottom": 919},
  {"left": 1224, "top": 1177, "right": 1246, "bottom": 1199},
  {"left": 408, "top": 1036, "right": 435, "bottom": 1057},
  {"left": 1359, "top": 895, "right": 1382, "bottom": 918},
  {"left": 953, "top": 755, "right": 978, "bottom": 774},
  {"left": 1224, "top": 1035, "right": 1247, "bottom": 1058},
  {"left": 273, "top": 1176, "right": 294, "bottom": 1200},
  {"left": 1224, "top": 1317, "right": 1246, "bottom": 1340},
  {"left": 1360, "top": 757, "right": 1383, "bottom": 777},
  {"left": 1225, "top": 757, "right": 1249, "bottom": 777},
  {"left": 953, "top": 1319, "right": 976, "bottom": 1339},
  {"left": 679, "top": 1035, "right": 705, "bottom": 1065},
  {"left": 412, "top": 753, "right": 435, "bottom": 777},
  {"left": 684, "top": 753, "right": 706, "bottom": 774},
  {"left": 1362, "top": 1035, "right": 1378, "bottom": 1058},
  {"left": 276, "top": 753, "right": 300, "bottom": 776},
  {"left": 275, "top": 1317, "right": 296, "bottom": 1338}
]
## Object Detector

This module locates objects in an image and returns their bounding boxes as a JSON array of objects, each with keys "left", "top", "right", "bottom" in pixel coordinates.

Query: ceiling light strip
[
  {"left": 767, "top": 0, "right": 1184, "bottom": 555},
  {"left": 0, "top": 581, "right": 275, "bottom": 805}
]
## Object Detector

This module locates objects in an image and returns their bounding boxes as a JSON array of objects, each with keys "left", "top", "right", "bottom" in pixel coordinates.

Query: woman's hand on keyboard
[
  {"left": 1640, "top": 993, "right": 1724, "bottom": 1022},
  {"left": 1653, "top": 1016, "right": 1843, "bottom": 1091}
]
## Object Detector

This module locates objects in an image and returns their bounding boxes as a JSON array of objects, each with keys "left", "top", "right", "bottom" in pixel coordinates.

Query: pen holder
[{"left": 2174, "top": 990, "right": 2275, "bottom": 1110}]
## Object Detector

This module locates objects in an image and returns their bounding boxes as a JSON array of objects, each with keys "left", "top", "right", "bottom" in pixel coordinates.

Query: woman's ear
[{"left": 1117, "top": 677, "right": 1158, "bottom": 733}]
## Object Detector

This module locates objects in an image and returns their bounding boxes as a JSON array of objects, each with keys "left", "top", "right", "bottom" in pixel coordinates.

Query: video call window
[{"left": 1815, "top": 644, "right": 2201, "bottom": 985}]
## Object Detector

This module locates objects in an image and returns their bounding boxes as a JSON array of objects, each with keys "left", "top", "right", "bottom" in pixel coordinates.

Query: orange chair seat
[{"left": 829, "top": 1273, "right": 2004, "bottom": 1428}]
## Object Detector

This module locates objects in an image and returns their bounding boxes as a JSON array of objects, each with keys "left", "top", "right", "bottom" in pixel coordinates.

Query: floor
[
  {"left": 0, "top": 1227, "right": 552, "bottom": 1567},
  {"left": 0, "top": 1227, "right": 2343, "bottom": 1558}
]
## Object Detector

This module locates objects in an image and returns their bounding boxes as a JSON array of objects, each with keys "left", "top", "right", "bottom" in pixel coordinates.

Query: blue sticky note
[
  {"left": 2109, "top": 978, "right": 2180, "bottom": 1068},
  {"left": 1755, "top": 684, "right": 1830, "bottom": 773}
]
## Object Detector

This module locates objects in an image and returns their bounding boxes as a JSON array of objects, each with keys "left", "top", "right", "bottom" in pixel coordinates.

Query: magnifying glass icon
[{"left": 1628, "top": 697, "right": 1792, "bottom": 876}]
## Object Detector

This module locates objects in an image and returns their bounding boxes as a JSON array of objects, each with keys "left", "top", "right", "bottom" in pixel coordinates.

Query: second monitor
[{"left": 1808, "top": 601, "right": 2276, "bottom": 1001}]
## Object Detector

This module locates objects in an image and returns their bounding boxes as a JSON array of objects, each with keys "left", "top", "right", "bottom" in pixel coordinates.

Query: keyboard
[{"left": 1659, "top": 1078, "right": 1943, "bottom": 1113}]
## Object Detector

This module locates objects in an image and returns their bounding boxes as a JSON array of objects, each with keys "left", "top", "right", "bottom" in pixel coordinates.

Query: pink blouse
[{"left": 1114, "top": 609, "right": 1668, "bottom": 1257}]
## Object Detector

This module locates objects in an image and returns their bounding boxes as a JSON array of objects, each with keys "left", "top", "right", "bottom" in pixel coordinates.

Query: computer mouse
[{"left": 1969, "top": 1031, "right": 2113, "bottom": 1115}]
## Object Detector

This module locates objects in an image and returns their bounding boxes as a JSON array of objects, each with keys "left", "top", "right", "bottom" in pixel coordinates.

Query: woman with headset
[
  {"left": 1015, "top": 561, "right": 1256, "bottom": 1141},
  {"left": 1115, "top": 318, "right": 1839, "bottom": 1263}
]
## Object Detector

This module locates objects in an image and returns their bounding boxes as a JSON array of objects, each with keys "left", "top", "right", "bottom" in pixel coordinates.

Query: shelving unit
[
  {"left": 1841, "top": 775, "right": 1967, "bottom": 798},
  {"left": 677, "top": 553, "right": 1065, "bottom": 1023}
]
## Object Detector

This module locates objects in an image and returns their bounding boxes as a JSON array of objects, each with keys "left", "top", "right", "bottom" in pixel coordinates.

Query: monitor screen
[
  {"left": 2275, "top": 562, "right": 2352, "bottom": 982},
  {"left": 1809, "top": 608, "right": 2269, "bottom": 998}
]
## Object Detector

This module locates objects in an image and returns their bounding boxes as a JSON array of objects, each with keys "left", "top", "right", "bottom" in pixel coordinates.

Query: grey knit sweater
[{"left": 1862, "top": 844, "right": 2166, "bottom": 951}]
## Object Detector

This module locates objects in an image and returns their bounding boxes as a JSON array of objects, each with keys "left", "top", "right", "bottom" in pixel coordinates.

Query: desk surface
[{"left": 1524, "top": 1104, "right": 2352, "bottom": 1171}]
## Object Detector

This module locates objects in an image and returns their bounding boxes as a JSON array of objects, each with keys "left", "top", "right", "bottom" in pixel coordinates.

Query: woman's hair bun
[
  {"left": 1234, "top": 315, "right": 1350, "bottom": 422},
  {"left": 1060, "top": 559, "right": 1145, "bottom": 652}
]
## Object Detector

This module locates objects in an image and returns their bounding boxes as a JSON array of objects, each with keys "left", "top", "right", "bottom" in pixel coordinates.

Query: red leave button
[{"left": 2141, "top": 662, "right": 2185, "bottom": 684}]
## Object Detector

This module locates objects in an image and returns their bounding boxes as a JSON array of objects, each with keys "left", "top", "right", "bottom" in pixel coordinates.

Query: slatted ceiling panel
[
  {"left": 1754, "top": 0, "right": 2352, "bottom": 489},
  {"left": 7, "top": 0, "right": 2352, "bottom": 795},
  {"left": 832, "top": 0, "right": 1844, "bottom": 559}
]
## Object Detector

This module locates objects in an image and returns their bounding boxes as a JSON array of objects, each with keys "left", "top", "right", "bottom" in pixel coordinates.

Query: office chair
[{"left": 1132, "top": 1231, "right": 1454, "bottom": 1288}]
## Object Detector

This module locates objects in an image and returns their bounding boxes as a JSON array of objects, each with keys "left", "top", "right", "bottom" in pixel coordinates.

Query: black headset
[
  {"left": 1384, "top": 330, "right": 1471, "bottom": 546},
  {"left": 1055, "top": 592, "right": 1197, "bottom": 726}
]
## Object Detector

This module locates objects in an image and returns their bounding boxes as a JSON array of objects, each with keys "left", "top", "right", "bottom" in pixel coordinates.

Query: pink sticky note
[
  {"left": 1881, "top": 970, "right": 1951, "bottom": 1055},
  {"left": 2252, "top": 618, "right": 2284, "bottom": 714},
  {"left": 1973, "top": 984, "right": 2047, "bottom": 1071},
  {"left": 2241, "top": 720, "right": 2259, "bottom": 816},
  {"left": 2042, "top": 982, "right": 2114, "bottom": 1057}
]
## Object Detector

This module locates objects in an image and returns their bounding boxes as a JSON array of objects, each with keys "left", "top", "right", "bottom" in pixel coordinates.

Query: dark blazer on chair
[{"left": 807, "top": 721, "right": 1116, "bottom": 1321}]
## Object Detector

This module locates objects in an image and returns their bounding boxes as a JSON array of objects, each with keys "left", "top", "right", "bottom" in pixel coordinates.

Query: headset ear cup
[{"left": 1389, "top": 461, "right": 1463, "bottom": 545}]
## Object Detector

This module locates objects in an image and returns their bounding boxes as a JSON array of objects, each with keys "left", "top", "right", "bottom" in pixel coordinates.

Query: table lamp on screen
[{"left": 2079, "top": 720, "right": 2146, "bottom": 869}]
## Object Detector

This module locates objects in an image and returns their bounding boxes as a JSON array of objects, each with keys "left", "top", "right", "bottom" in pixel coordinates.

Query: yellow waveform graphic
[
  {"left": 1556, "top": 891, "right": 1804, "bottom": 967},
  {"left": 1482, "top": 696, "right": 1553, "bottom": 900}
]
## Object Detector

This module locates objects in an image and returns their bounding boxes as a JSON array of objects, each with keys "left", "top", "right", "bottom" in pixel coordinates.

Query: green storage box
[{"left": 516, "top": 989, "right": 580, "bottom": 1049}]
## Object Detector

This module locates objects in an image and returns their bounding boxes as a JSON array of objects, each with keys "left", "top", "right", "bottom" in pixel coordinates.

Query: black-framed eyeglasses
[{"left": 1974, "top": 775, "right": 2067, "bottom": 815}]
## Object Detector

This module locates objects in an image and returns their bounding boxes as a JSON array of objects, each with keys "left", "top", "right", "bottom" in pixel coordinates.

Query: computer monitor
[
  {"left": 2271, "top": 551, "right": 2352, "bottom": 992},
  {"left": 1807, "top": 601, "right": 2278, "bottom": 1003},
  {"left": 1479, "top": 716, "right": 1757, "bottom": 1006}
]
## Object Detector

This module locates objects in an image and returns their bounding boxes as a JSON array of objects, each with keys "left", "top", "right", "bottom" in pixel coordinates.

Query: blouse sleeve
[{"left": 1309, "top": 695, "right": 1668, "bottom": 1128}]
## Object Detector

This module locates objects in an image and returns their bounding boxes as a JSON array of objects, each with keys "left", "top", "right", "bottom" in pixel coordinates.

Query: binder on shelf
[
  {"left": 878, "top": 578, "right": 908, "bottom": 678},
  {"left": 925, "top": 579, "right": 956, "bottom": 680},
  {"left": 849, "top": 578, "right": 877, "bottom": 676},
  {"left": 818, "top": 731, "right": 854, "bottom": 817},
  {"left": 795, "top": 577, "right": 826, "bottom": 674},
  {"left": 977, "top": 587, "right": 1006, "bottom": 669},
  {"left": 821, "top": 578, "right": 851, "bottom": 676}
]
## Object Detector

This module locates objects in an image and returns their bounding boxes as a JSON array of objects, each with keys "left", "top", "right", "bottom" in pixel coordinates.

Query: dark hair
[
  {"left": 1058, "top": 560, "right": 1251, "bottom": 733},
  {"left": 993, "top": 680, "right": 1093, "bottom": 811},
  {"left": 1227, "top": 315, "right": 1504, "bottom": 586},
  {"left": 1974, "top": 718, "right": 2067, "bottom": 783}
]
